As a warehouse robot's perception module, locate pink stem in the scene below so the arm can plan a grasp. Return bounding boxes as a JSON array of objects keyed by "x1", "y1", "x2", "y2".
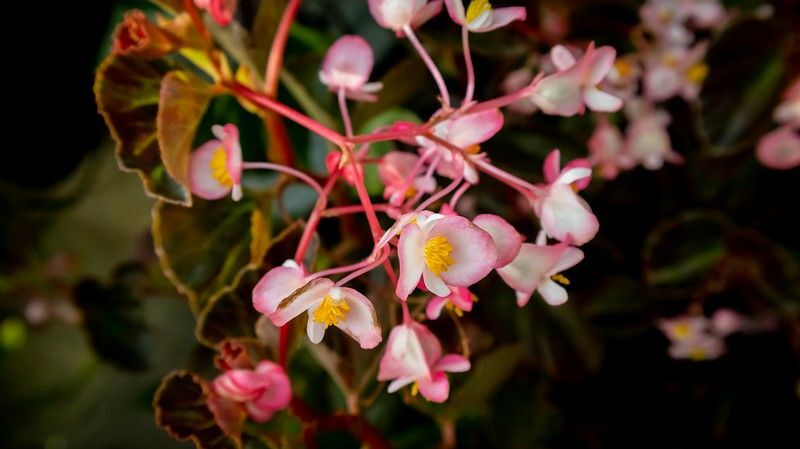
[
  {"x1": 338, "y1": 88, "x2": 354, "y2": 138},
  {"x1": 449, "y1": 182, "x2": 471, "y2": 209},
  {"x1": 335, "y1": 249, "x2": 390, "y2": 287},
  {"x1": 416, "y1": 171, "x2": 464, "y2": 212},
  {"x1": 472, "y1": 157, "x2": 541, "y2": 199},
  {"x1": 349, "y1": 124, "x2": 427, "y2": 145},
  {"x1": 294, "y1": 173, "x2": 340, "y2": 263},
  {"x1": 242, "y1": 162, "x2": 325, "y2": 197},
  {"x1": 462, "y1": 26, "x2": 476, "y2": 104},
  {"x1": 263, "y1": 0, "x2": 303, "y2": 94},
  {"x1": 467, "y1": 73, "x2": 545, "y2": 114},
  {"x1": 402, "y1": 25, "x2": 451, "y2": 108},
  {"x1": 308, "y1": 247, "x2": 386, "y2": 282}
]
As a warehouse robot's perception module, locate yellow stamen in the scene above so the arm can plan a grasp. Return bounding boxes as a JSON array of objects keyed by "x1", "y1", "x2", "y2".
[
  {"x1": 551, "y1": 274, "x2": 571, "y2": 285},
  {"x1": 312, "y1": 295, "x2": 350, "y2": 328},
  {"x1": 209, "y1": 147, "x2": 234, "y2": 187},
  {"x1": 673, "y1": 323, "x2": 692, "y2": 340},
  {"x1": 405, "y1": 187, "x2": 417, "y2": 198},
  {"x1": 687, "y1": 63, "x2": 709, "y2": 84},
  {"x1": 465, "y1": 144, "x2": 481, "y2": 154},
  {"x1": 614, "y1": 59, "x2": 632, "y2": 78},
  {"x1": 444, "y1": 301, "x2": 464, "y2": 317},
  {"x1": 410, "y1": 382, "x2": 420, "y2": 397},
  {"x1": 466, "y1": 0, "x2": 493, "y2": 24},
  {"x1": 470, "y1": 293, "x2": 479, "y2": 303},
  {"x1": 424, "y1": 236, "x2": 455, "y2": 277},
  {"x1": 689, "y1": 347, "x2": 707, "y2": 361}
]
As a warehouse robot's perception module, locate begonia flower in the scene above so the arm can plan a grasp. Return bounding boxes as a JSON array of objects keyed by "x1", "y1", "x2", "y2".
[
  {"x1": 643, "y1": 42, "x2": 709, "y2": 102},
  {"x1": 319, "y1": 35, "x2": 383, "y2": 102},
  {"x1": 426, "y1": 286, "x2": 475, "y2": 319},
  {"x1": 774, "y1": 77, "x2": 800, "y2": 127},
  {"x1": 472, "y1": 214, "x2": 523, "y2": 267},
  {"x1": 588, "y1": 116, "x2": 636, "y2": 179},
  {"x1": 211, "y1": 360, "x2": 291, "y2": 422},
  {"x1": 756, "y1": 126, "x2": 800, "y2": 170},
  {"x1": 658, "y1": 315, "x2": 725, "y2": 361},
  {"x1": 379, "y1": 151, "x2": 436, "y2": 206},
  {"x1": 497, "y1": 241, "x2": 584, "y2": 307},
  {"x1": 189, "y1": 124, "x2": 243, "y2": 201},
  {"x1": 444, "y1": 0, "x2": 526, "y2": 33},
  {"x1": 369, "y1": 0, "x2": 443, "y2": 34}
]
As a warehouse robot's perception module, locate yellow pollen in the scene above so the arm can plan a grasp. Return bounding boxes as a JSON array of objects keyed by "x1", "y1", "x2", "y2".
[
  {"x1": 615, "y1": 59, "x2": 632, "y2": 78},
  {"x1": 466, "y1": 0, "x2": 493, "y2": 24},
  {"x1": 689, "y1": 347, "x2": 707, "y2": 361},
  {"x1": 687, "y1": 63, "x2": 709, "y2": 84},
  {"x1": 673, "y1": 322, "x2": 692, "y2": 340},
  {"x1": 470, "y1": 293, "x2": 479, "y2": 303},
  {"x1": 551, "y1": 274, "x2": 571, "y2": 285},
  {"x1": 209, "y1": 148, "x2": 234, "y2": 187},
  {"x1": 312, "y1": 295, "x2": 350, "y2": 328},
  {"x1": 424, "y1": 236, "x2": 455, "y2": 277},
  {"x1": 411, "y1": 382, "x2": 420, "y2": 396},
  {"x1": 444, "y1": 301, "x2": 464, "y2": 317}
]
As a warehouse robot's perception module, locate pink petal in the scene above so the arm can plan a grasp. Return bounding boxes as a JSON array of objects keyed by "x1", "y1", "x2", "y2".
[
  {"x1": 539, "y1": 184, "x2": 599, "y2": 246},
  {"x1": 584, "y1": 87, "x2": 623, "y2": 112},
  {"x1": 425, "y1": 295, "x2": 449, "y2": 320},
  {"x1": 423, "y1": 267, "x2": 451, "y2": 297},
  {"x1": 551, "y1": 45, "x2": 577, "y2": 71},
  {"x1": 410, "y1": 321, "x2": 443, "y2": 366},
  {"x1": 268, "y1": 278, "x2": 332, "y2": 326},
  {"x1": 447, "y1": 108, "x2": 504, "y2": 148},
  {"x1": 472, "y1": 7, "x2": 527, "y2": 32},
  {"x1": 188, "y1": 139, "x2": 231, "y2": 200},
  {"x1": 335, "y1": 287, "x2": 383, "y2": 349},
  {"x1": 378, "y1": 324, "x2": 430, "y2": 381},
  {"x1": 320, "y1": 35, "x2": 374, "y2": 91},
  {"x1": 252, "y1": 263, "x2": 306, "y2": 316},
  {"x1": 443, "y1": 0, "x2": 466, "y2": 24},
  {"x1": 473, "y1": 214, "x2": 523, "y2": 267},
  {"x1": 418, "y1": 371, "x2": 450, "y2": 403},
  {"x1": 554, "y1": 166, "x2": 592, "y2": 187},
  {"x1": 756, "y1": 126, "x2": 800, "y2": 170},
  {"x1": 497, "y1": 243, "x2": 562, "y2": 297},
  {"x1": 433, "y1": 354, "x2": 471, "y2": 373},
  {"x1": 530, "y1": 72, "x2": 584, "y2": 116},
  {"x1": 252, "y1": 361, "x2": 292, "y2": 410},
  {"x1": 588, "y1": 46, "x2": 617, "y2": 86},
  {"x1": 644, "y1": 66, "x2": 681, "y2": 102},
  {"x1": 411, "y1": 0, "x2": 444, "y2": 29},
  {"x1": 429, "y1": 216, "x2": 497, "y2": 287},
  {"x1": 245, "y1": 402, "x2": 276, "y2": 422},
  {"x1": 448, "y1": 286, "x2": 474, "y2": 312},
  {"x1": 542, "y1": 149, "x2": 562, "y2": 184},
  {"x1": 562, "y1": 159, "x2": 593, "y2": 190},
  {"x1": 537, "y1": 278, "x2": 568, "y2": 305},
  {"x1": 550, "y1": 245, "x2": 585, "y2": 275},
  {"x1": 396, "y1": 223, "x2": 425, "y2": 300}
]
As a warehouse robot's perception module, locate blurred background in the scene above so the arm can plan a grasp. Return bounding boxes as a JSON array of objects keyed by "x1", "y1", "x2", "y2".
[{"x1": 1, "y1": 0, "x2": 799, "y2": 448}]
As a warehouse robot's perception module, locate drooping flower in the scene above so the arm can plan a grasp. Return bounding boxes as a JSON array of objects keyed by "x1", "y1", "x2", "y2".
[
  {"x1": 497, "y1": 241, "x2": 584, "y2": 307},
  {"x1": 532, "y1": 150, "x2": 599, "y2": 246},
  {"x1": 444, "y1": 0, "x2": 526, "y2": 33},
  {"x1": 426, "y1": 286, "x2": 475, "y2": 319},
  {"x1": 377, "y1": 322, "x2": 470, "y2": 403},
  {"x1": 112, "y1": 10, "x2": 179, "y2": 60},
  {"x1": 368, "y1": 0, "x2": 443, "y2": 35},
  {"x1": 756, "y1": 125, "x2": 800, "y2": 170},
  {"x1": 601, "y1": 54, "x2": 641, "y2": 102},
  {"x1": 643, "y1": 42, "x2": 709, "y2": 102},
  {"x1": 319, "y1": 35, "x2": 383, "y2": 102},
  {"x1": 189, "y1": 124, "x2": 243, "y2": 201},
  {"x1": 195, "y1": 0, "x2": 238, "y2": 27},
  {"x1": 416, "y1": 108, "x2": 505, "y2": 183},
  {"x1": 530, "y1": 42, "x2": 623, "y2": 116},
  {"x1": 252, "y1": 261, "x2": 382, "y2": 349},
  {"x1": 379, "y1": 151, "x2": 436, "y2": 206},
  {"x1": 588, "y1": 116, "x2": 636, "y2": 180},
  {"x1": 396, "y1": 214, "x2": 496, "y2": 300},
  {"x1": 211, "y1": 360, "x2": 291, "y2": 422}
]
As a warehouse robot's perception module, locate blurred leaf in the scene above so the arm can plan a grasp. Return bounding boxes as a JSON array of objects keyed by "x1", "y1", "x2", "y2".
[
  {"x1": 252, "y1": 0, "x2": 288, "y2": 72},
  {"x1": 154, "y1": 371, "x2": 242, "y2": 449},
  {"x1": 95, "y1": 55, "x2": 192, "y2": 205},
  {"x1": 206, "y1": 17, "x2": 260, "y2": 78},
  {"x1": 643, "y1": 211, "x2": 733, "y2": 287},
  {"x1": 280, "y1": 69, "x2": 338, "y2": 130},
  {"x1": 158, "y1": 70, "x2": 214, "y2": 188},
  {"x1": 352, "y1": 58, "x2": 427, "y2": 129},
  {"x1": 444, "y1": 345, "x2": 522, "y2": 419},
  {"x1": 73, "y1": 278, "x2": 150, "y2": 371}
]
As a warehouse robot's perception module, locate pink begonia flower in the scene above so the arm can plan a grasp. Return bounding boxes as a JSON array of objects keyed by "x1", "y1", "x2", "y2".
[
  {"x1": 379, "y1": 151, "x2": 436, "y2": 206},
  {"x1": 498, "y1": 241, "x2": 584, "y2": 307},
  {"x1": 602, "y1": 54, "x2": 641, "y2": 102},
  {"x1": 189, "y1": 124, "x2": 243, "y2": 201},
  {"x1": 530, "y1": 42, "x2": 623, "y2": 117},
  {"x1": 624, "y1": 101, "x2": 684, "y2": 170},
  {"x1": 756, "y1": 125, "x2": 800, "y2": 170},
  {"x1": 211, "y1": 360, "x2": 291, "y2": 422},
  {"x1": 377, "y1": 322, "x2": 470, "y2": 403},
  {"x1": 319, "y1": 35, "x2": 383, "y2": 102},
  {"x1": 588, "y1": 116, "x2": 636, "y2": 180},
  {"x1": 774, "y1": 77, "x2": 800, "y2": 127},
  {"x1": 639, "y1": 0, "x2": 692, "y2": 47},
  {"x1": 532, "y1": 150, "x2": 599, "y2": 246},
  {"x1": 502, "y1": 67, "x2": 538, "y2": 114},
  {"x1": 396, "y1": 213, "x2": 496, "y2": 300},
  {"x1": 643, "y1": 42, "x2": 709, "y2": 102},
  {"x1": 417, "y1": 108, "x2": 505, "y2": 184},
  {"x1": 426, "y1": 286, "x2": 475, "y2": 319},
  {"x1": 194, "y1": 0, "x2": 237, "y2": 26},
  {"x1": 658, "y1": 315, "x2": 725, "y2": 361},
  {"x1": 252, "y1": 261, "x2": 382, "y2": 349},
  {"x1": 444, "y1": 0, "x2": 526, "y2": 33},
  {"x1": 472, "y1": 214, "x2": 523, "y2": 267},
  {"x1": 369, "y1": 0, "x2": 443, "y2": 35}
]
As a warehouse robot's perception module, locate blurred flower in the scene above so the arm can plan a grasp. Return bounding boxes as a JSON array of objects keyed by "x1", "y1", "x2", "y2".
[
  {"x1": 502, "y1": 67, "x2": 538, "y2": 114},
  {"x1": 774, "y1": 77, "x2": 800, "y2": 127},
  {"x1": 444, "y1": 0, "x2": 526, "y2": 33},
  {"x1": 379, "y1": 151, "x2": 436, "y2": 206},
  {"x1": 602, "y1": 54, "x2": 641, "y2": 102},
  {"x1": 211, "y1": 360, "x2": 291, "y2": 422},
  {"x1": 588, "y1": 116, "x2": 635, "y2": 180},
  {"x1": 643, "y1": 42, "x2": 709, "y2": 102},
  {"x1": 756, "y1": 126, "x2": 800, "y2": 170},
  {"x1": 624, "y1": 101, "x2": 684, "y2": 170},
  {"x1": 369, "y1": 0, "x2": 443, "y2": 34},
  {"x1": 659, "y1": 315, "x2": 726, "y2": 361},
  {"x1": 319, "y1": 35, "x2": 383, "y2": 102},
  {"x1": 426, "y1": 286, "x2": 475, "y2": 319},
  {"x1": 189, "y1": 124, "x2": 243, "y2": 201},
  {"x1": 112, "y1": 10, "x2": 178, "y2": 60},
  {"x1": 378, "y1": 322, "x2": 470, "y2": 403},
  {"x1": 710, "y1": 309, "x2": 743, "y2": 337},
  {"x1": 195, "y1": 0, "x2": 238, "y2": 27},
  {"x1": 498, "y1": 241, "x2": 584, "y2": 307}
]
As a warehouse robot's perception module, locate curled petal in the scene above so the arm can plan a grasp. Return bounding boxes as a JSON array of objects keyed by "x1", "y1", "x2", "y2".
[
  {"x1": 448, "y1": 109, "x2": 505, "y2": 148},
  {"x1": 252, "y1": 262, "x2": 306, "y2": 316},
  {"x1": 433, "y1": 354, "x2": 471, "y2": 373},
  {"x1": 418, "y1": 371, "x2": 450, "y2": 403},
  {"x1": 334, "y1": 287, "x2": 382, "y2": 349},
  {"x1": 396, "y1": 223, "x2": 425, "y2": 300}
]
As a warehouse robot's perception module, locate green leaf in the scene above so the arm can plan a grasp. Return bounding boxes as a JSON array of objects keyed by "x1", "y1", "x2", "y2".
[
  {"x1": 158, "y1": 70, "x2": 214, "y2": 188},
  {"x1": 444, "y1": 345, "x2": 522, "y2": 419},
  {"x1": 149, "y1": 0, "x2": 184, "y2": 14},
  {"x1": 95, "y1": 54, "x2": 192, "y2": 205},
  {"x1": 154, "y1": 371, "x2": 242, "y2": 449}
]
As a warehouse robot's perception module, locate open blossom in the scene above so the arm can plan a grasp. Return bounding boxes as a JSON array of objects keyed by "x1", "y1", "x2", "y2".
[
  {"x1": 588, "y1": 116, "x2": 635, "y2": 180},
  {"x1": 533, "y1": 150, "x2": 599, "y2": 246},
  {"x1": 643, "y1": 42, "x2": 709, "y2": 102},
  {"x1": 444, "y1": 0, "x2": 526, "y2": 33},
  {"x1": 774, "y1": 77, "x2": 800, "y2": 127},
  {"x1": 417, "y1": 108, "x2": 504, "y2": 184},
  {"x1": 640, "y1": 0, "x2": 692, "y2": 46},
  {"x1": 252, "y1": 261, "x2": 382, "y2": 349},
  {"x1": 211, "y1": 361, "x2": 291, "y2": 422},
  {"x1": 379, "y1": 151, "x2": 436, "y2": 206},
  {"x1": 189, "y1": 124, "x2": 243, "y2": 201},
  {"x1": 396, "y1": 214, "x2": 496, "y2": 300},
  {"x1": 756, "y1": 126, "x2": 800, "y2": 170},
  {"x1": 472, "y1": 214, "x2": 523, "y2": 268},
  {"x1": 530, "y1": 42, "x2": 623, "y2": 116},
  {"x1": 319, "y1": 35, "x2": 383, "y2": 102},
  {"x1": 194, "y1": 0, "x2": 238, "y2": 26},
  {"x1": 369, "y1": 0, "x2": 443, "y2": 34},
  {"x1": 378, "y1": 322, "x2": 470, "y2": 403},
  {"x1": 624, "y1": 100, "x2": 683, "y2": 170},
  {"x1": 498, "y1": 241, "x2": 584, "y2": 307},
  {"x1": 658, "y1": 315, "x2": 725, "y2": 361}
]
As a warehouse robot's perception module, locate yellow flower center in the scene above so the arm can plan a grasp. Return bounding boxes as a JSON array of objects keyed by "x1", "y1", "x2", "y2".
[
  {"x1": 313, "y1": 295, "x2": 350, "y2": 328},
  {"x1": 687, "y1": 63, "x2": 709, "y2": 84},
  {"x1": 673, "y1": 322, "x2": 692, "y2": 340},
  {"x1": 466, "y1": 0, "x2": 493, "y2": 24},
  {"x1": 689, "y1": 347, "x2": 707, "y2": 361},
  {"x1": 209, "y1": 147, "x2": 234, "y2": 188},
  {"x1": 551, "y1": 274, "x2": 571, "y2": 285},
  {"x1": 444, "y1": 301, "x2": 464, "y2": 317},
  {"x1": 411, "y1": 382, "x2": 420, "y2": 396},
  {"x1": 615, "y1": 59, "x2": 632, "y2": 78},
  {"x1": 424, "y1": 236, "x2": 455, "y2": 277}
]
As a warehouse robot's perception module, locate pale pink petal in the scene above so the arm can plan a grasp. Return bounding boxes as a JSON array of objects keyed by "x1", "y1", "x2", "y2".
[
  {"x1": 584, "y1": 87, "x2": 623, "y2": 112},
  {"x1": 429, "y1": 216, "x2": 497, "y2": 287},
  {"x1": 418, "y1": 371, "x2": 450, "y2": 403},
  {"x1": 551, "y1": 45, "x2": 577, "y2": 71},
  {"x1": 306, "y1": 316, "x2": 326, "y2": 344},
  {"x1": 711, "y1": 309, "x2": 742, "y2": 337},
  {"x1": 448, "y1": 287, "x2": 474, "y2": 312},
  {"x1": 644, "y1": 66, "x2": 681, "y2": 102},
  {"x1": 252, "y1": 361, "x2": 292, "y2": 410},
  {"x1": 410, "y1": 321, "x2": 443, "y2": 365},
  {"x1": 497, "y1": 243, "x2": 562, "y2": 296},
  {"x1": 530, "y1": 72, "x2": 584, "y2": 116},
  {"x1": 320, "y1": 35, "x2": 374, "y2": 91},
  {"x1": 378, "y1": 324, "x2": 430, "y2": 381},
  {"x1": 423, "y1": 267, "x2": 451, "y2": 297},
  {"x1": 425, "y1": 295, "x2": 449, "y2": 320},
  {"x1": 245, "y1": 402, "x2": 276, "y2": 422},
  {"x1": 539, "y1": 184, "x2": 599, "y2": 246},
  {"x1": 587, "y1": 46, "x2": 617, "y2": 85},
  {"x1": 411, "y1": 0, "x2": 444, "y2": 28},
  {"x1": 471, "y1": 7, "x2": 527, "y2": 32},
  {"x1": 537, "y1": 278, "x2": 568, "y2": 305},
  {"x1": 562, "y1": 159, "x2": 592, "y2": 190},
  {"x1": 473, "y1": 214, "x2": 523, "y2": 267},
  {"x1": 335, "y1": 287, "x2": 382, "y2": 349},
  {"x1": 554, "y1": 166, "x2": 592, "y2": 187},
  {"x1": 433, "y1": 354, "x2": 470, "y2": 373},
  {"x1": 268, "y1": 278, "x2": 332, "y2": 326},
  {"x1": 542, "y1": 149, "x2": 562, "y2": 184},
  {"x1": 188, "y1": 139, "x2": 231, "y2": 200},
  {"x1": 252, "y1": 263, "x2": 306, "y2": 316},
  {"x1": 516, "y1": 290, "x2": 533, "y2": 307},
  {"x1": 387, "y1": 377, "x2": 417, "y2": 393},
  {"x1": 756, "y1": 126, "x2": 800, "y2": 170},
  {"x1": 396, "y1": 223, "x2": 425, "y2": 300},
  {"x1": 448, "y1": 109, "x2": 504, "y2": 148},
  {"x1": 550, "y1": 246, "x2": 584, "y2": 275}
]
